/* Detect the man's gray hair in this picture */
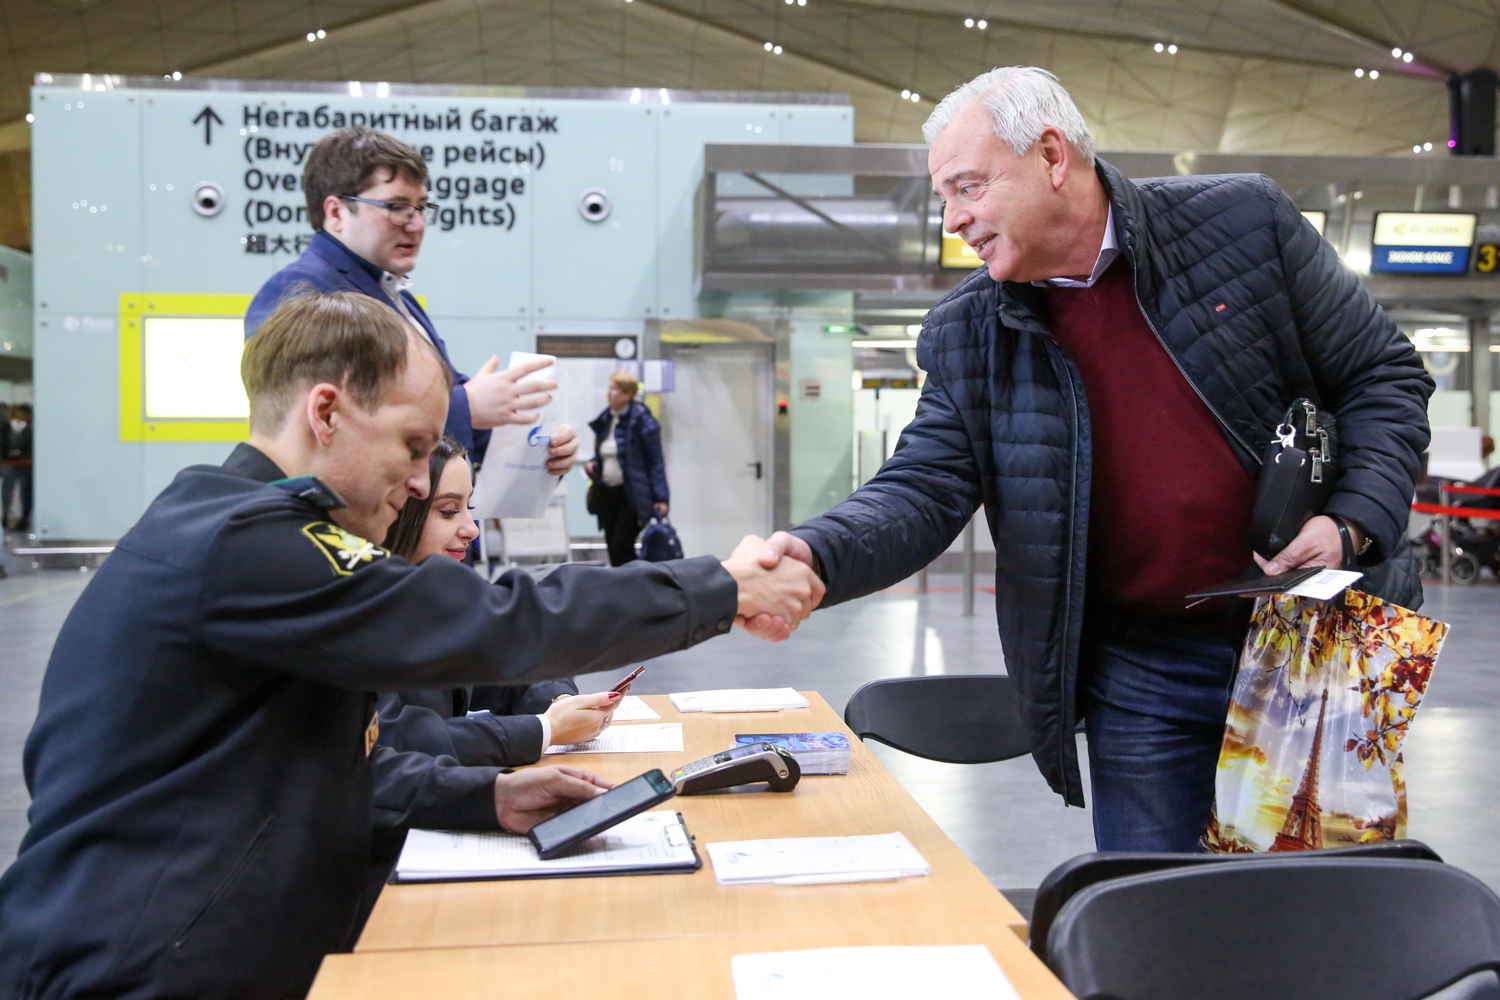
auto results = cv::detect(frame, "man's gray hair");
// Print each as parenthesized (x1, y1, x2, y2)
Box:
(923, 66, 1095, 166)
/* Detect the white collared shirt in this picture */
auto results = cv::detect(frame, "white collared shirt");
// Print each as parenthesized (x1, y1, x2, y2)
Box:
(379, 270, 434, 345)
(1033, 205, 1119, 289)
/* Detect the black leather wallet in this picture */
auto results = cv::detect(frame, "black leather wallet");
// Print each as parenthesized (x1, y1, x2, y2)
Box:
(1249, 399, 1336, 559)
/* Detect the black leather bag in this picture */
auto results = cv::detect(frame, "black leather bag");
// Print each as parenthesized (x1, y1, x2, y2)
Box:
(1249, 399, 1336, 559)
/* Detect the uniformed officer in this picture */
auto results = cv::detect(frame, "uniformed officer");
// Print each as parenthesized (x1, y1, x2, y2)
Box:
(0, 291, 822, 1000)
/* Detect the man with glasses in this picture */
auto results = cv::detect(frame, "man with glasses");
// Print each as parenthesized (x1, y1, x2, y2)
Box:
(247, 126, 574, 468)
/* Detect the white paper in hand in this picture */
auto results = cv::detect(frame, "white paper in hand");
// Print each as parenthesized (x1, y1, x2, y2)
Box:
(732, 945, 1020, 1000)
(471, 351, 559, 519)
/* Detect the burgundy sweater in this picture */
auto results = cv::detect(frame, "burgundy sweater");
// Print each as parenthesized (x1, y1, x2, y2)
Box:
(1040, 258, 1255, 620)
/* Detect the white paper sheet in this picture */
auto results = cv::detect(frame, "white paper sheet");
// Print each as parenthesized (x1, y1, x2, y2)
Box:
(669, 689, 809, 713)
(707, 832, 930, 885)
(471, 351, 560, 519)
(1286, 568, 1364, 600)
(543, 722, 683, 754)
(609, 695, 661, 721)
(395, 810, 694, 881)
(732, 945, 1020, 1000)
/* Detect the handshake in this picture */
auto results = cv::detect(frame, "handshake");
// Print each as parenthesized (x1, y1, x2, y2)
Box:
(720, 532, 825, 642)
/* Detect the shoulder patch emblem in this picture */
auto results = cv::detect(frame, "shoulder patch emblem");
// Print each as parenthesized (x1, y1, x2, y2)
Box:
(301, 521, 390, 576)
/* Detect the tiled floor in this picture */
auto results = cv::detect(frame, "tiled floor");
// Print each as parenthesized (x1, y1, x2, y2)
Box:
(3, 550, 1495, 898)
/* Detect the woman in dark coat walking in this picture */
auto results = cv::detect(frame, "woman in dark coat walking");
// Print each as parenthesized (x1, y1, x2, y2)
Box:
(585, 371, 668, 566)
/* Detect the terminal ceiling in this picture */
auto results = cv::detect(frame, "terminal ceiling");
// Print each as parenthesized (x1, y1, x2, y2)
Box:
(1, 0, 1499, 248)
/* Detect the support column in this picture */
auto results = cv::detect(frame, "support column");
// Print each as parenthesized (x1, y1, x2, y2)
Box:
(1472, 313, 1492, 439)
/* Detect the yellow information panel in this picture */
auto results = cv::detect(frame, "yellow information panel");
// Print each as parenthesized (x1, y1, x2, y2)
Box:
(940, 231, 983, 269)
(119, 293, 253, 442)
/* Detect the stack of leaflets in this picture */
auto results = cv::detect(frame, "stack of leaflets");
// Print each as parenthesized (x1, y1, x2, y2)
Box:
(735, 733, 851, 775)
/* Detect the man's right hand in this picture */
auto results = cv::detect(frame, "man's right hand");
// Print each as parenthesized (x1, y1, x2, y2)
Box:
(493, 765, 612, 834)
(464, 356, 557, 430)
(721, 535, 824, 642)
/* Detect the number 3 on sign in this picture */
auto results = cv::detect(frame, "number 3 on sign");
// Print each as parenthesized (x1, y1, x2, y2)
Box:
(1477, 243, 1499, 273)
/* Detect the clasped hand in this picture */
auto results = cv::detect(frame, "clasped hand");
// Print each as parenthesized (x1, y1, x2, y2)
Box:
(719, 532, 825, 642)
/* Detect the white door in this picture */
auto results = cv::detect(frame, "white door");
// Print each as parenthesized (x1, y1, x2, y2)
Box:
(661, 344, 774, 558)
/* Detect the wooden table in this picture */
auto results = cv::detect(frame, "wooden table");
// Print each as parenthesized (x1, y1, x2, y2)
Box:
(325, 692, 1074, 999)
(312, 923, 1075, 999)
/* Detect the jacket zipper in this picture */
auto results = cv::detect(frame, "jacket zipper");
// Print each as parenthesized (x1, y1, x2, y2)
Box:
(1128, 269, 1261, 469)
(1061, 350, 1085, 806)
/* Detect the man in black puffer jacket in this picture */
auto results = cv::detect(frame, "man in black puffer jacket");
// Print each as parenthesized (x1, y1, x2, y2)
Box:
(755, 67, 1432, 851)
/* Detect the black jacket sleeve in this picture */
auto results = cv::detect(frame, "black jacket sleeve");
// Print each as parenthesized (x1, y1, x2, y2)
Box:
(377, 692, 549, 767)
(1268, 178, 1435, 559)
(198, 504, 738, 691)
(470, 678, 578, 717)
(789, 371, 983, 607)
(368, 745, 504, 833)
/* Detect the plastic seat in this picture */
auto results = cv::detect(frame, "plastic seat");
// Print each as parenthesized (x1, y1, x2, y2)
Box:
(1028, 839, 1443, 958)
(1045, 857, 1500, 1000)
(842, 674, 1031, 764)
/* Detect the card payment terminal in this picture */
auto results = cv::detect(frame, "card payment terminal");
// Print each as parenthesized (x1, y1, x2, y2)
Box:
(669, 742, 801, 795)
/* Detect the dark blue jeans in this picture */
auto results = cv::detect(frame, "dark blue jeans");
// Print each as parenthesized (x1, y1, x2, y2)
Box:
(1082, 616, 1245, 852)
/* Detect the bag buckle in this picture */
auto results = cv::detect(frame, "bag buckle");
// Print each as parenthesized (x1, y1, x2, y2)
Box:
(1275, 422, 1297, 449)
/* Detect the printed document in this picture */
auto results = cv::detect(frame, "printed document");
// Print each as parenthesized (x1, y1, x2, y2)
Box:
(471, 351, 559, 519)
(609, 695, 661, 721)
(395, 810, 694, 881)
(669, 689, 809, 713)
(544, 722, 683, 755)
(707, 832, 930, 885)
(732, 945, 1020, 1000)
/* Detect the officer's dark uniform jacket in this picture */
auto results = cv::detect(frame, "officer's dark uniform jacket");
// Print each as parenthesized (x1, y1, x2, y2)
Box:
(0, 443, 737, 1000)
(791, 160, 1433, 809)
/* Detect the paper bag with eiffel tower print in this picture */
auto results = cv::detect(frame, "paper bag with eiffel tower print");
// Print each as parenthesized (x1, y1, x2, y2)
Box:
(1204, 591, 1448, 854)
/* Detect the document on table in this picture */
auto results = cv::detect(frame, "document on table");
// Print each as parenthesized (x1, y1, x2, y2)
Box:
(544, 722, 683, 754)
(669, 688, 810, 713)
(707, 832, 930, 885)
(393, 810, 699, 882)
(609, 695, 660, 721)
(471, 351, 560, 519)
(732, 945, 1020, 1000)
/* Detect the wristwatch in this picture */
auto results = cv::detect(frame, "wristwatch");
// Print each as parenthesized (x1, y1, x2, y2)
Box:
(551, 693, 573, 704)
(1334, 518, 1372, 570)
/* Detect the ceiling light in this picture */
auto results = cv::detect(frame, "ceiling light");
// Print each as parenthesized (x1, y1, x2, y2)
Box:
(1369, 70, 1379, 79)
(1168, 44, 1177, 53)
(317, 29, 326, 38)
(902, 89, 910, 98)
(1403, 52, 1413, 63)
(1414, 145, 1422, 153)
(307, 32, 316, 41)
(773, 44, 782, 53)
(1154, 42, 1164, 52)
(910, 92, 921, 101)
(348, 81, 362, 97)
(659, 88, 671, 104)
(1392, 47, 1402, 57)
(976, 19, 986, 28)
(1355, 68, 1364, 77)
(764, 41, 773, 50)
(376, 82, 389, 97)
(1450, 139, 1458, 148)
(798, 1, 806, 6)
(25, 114, 33, 123)
(1424, 141, 1432, 151)
(964, 18, 973, 26)
(172, 70, 182, 80)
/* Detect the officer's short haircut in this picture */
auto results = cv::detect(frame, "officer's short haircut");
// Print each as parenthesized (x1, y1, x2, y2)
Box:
(303, 127, 429, 231)
(241, 291, 452, 434)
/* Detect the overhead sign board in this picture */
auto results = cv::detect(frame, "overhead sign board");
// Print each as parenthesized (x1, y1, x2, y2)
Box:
(1371, 212, 1477, 274)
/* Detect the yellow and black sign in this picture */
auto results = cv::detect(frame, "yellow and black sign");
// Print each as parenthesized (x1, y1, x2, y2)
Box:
(1476, 243, 1499, 274)
(302, 521, 389, 576)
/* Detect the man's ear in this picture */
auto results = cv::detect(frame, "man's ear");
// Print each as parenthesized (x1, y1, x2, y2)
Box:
(1036, 127, 1070, 190)
(322, 194, 346, 233)
(305, 383, 342, 448)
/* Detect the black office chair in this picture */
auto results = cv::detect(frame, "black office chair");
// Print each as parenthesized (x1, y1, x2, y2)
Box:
(842, 675, 1032, 764)
(1028, 839, 1444, 959)
(1045, 857, 1500, 1000)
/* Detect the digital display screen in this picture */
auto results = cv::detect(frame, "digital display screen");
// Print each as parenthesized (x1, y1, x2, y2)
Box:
(531, 771, 670, 851)
(1370, 212, 1478, 274)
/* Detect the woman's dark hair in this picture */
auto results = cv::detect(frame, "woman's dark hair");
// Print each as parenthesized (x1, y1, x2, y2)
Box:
(383, 435, 469, 560)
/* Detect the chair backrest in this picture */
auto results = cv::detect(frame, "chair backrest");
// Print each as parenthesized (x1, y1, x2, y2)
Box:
(1028, 839, 1443, 958)
(1046, 857, 1500, 1000)
(842, 675, 1031, 764)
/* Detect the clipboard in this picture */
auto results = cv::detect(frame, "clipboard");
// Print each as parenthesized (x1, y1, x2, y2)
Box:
(391, 810, 702, 883)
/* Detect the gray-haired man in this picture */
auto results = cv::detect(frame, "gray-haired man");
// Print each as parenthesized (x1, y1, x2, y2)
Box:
(756, 66, 1432, 851)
